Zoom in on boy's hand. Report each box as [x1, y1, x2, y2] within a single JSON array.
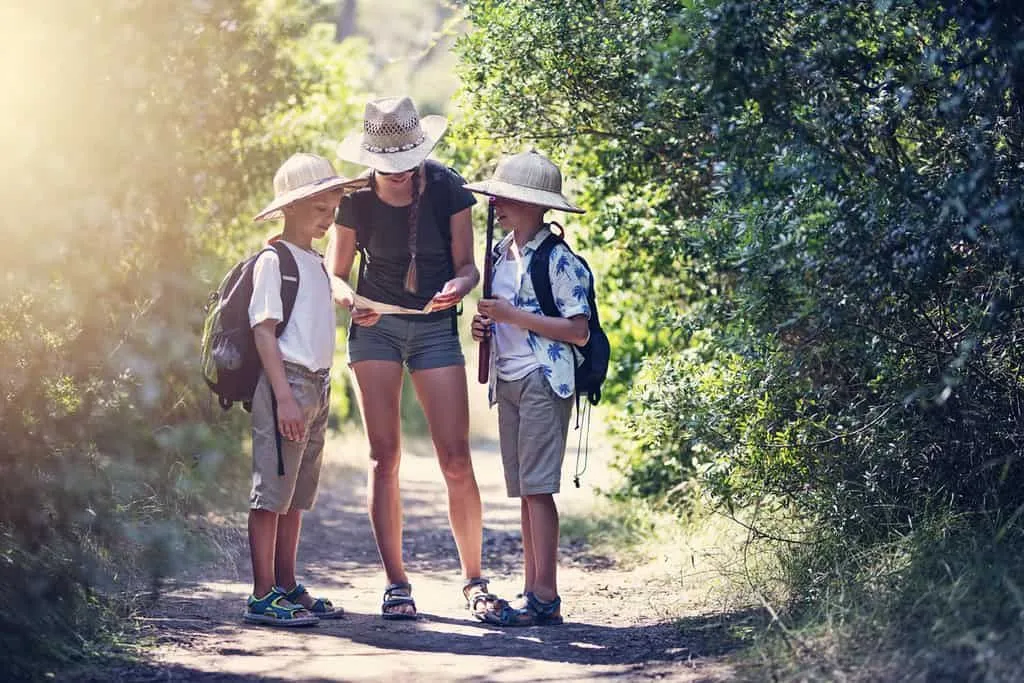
[[351, 307, 381, 327], [331, 280, 356, 310], [471, 313, 492, 342], [334, 291, 355, 310], [429, 277, 470, 311], [477, 297, 516, 324], [276, 394, 306, 442]]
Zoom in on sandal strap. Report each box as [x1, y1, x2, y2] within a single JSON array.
[[282, 584, 334, 611], [248, 590, 310, 619], [383, 581, 412, 598], [310, 596, 334, 610], [463, 577, 489, 592], [525, 592, 561, 616], [382, 582, 416, 613], [281, 583, 308, 603], [463, 577, 497, 610], [383, 595, 416, 608]]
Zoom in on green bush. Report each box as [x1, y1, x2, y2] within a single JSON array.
[[456, 0, 1024, 675], [0, 2, 367, 676]]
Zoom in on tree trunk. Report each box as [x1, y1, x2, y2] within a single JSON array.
[[335, 0, 356, 42]]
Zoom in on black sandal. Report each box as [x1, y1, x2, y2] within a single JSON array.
[[381, 582, 417, 620], [463, 577, 503, 622]]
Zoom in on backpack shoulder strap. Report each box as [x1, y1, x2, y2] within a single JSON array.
[[424, 160, 459, 245], [347, 187, 374, 252], [344, 187, 374, 287], [269, 241, 299, 337], [530, 232, 564, 319]]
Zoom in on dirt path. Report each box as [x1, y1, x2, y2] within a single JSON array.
[[63, 411, 744, 682]]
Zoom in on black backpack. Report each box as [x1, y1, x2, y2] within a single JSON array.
[[530, 228, 610, 406], [201, 241, 299, 411]]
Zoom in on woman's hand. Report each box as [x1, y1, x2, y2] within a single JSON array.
[[477, 297, 517, 324], [351, 307, 381, 327], [471, 313, 492, 342], [429, 276, 472, 311]]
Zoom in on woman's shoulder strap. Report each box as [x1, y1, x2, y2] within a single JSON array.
[[344, 186, 376, 250]]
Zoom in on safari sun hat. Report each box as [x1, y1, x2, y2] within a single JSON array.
[[337, 96, 448, 174], [463, 149, 585, 214], [254, 153, 364, 222]]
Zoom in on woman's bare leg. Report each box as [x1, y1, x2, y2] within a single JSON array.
[[410, 364, 483, 580], [351, 360, 415, 615]]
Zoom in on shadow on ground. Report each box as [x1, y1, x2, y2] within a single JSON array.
[[55, 440, 749, 681]]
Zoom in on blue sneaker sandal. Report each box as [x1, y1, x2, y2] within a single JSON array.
[[282, 583, 344, 619], [243, 587, 319, 627], [481, 591, 563, 627], [381, 581, 417, 620], [524, 592, 564, 625]]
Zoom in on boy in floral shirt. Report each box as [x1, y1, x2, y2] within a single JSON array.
[[467, 150, 590, 626]]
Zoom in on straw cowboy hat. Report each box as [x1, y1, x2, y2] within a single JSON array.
[[463, 149, 585, 214], [337, 96, 447, 174], [254, 153, 365, 221]]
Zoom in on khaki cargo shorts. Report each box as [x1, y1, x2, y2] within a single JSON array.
[[250, 362, 331, 514], [496, 368, 574, 497]]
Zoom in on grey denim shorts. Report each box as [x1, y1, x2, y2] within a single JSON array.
[[347, 314, 464, 371]]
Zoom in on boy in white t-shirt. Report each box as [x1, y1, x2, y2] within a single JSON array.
[[243, 153, 360, 626]]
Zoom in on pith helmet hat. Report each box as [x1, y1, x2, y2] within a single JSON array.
[[254, 153, 364, 221], [463, 149, 584, 214]]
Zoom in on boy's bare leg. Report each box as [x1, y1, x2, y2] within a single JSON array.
[[524, 493, 559, 602], [411, 365, 484, 580], [273, 508, 306, 602], [521, 498, 537, 596], [248, 509, 280, 598], [352, 360, 414, 615]]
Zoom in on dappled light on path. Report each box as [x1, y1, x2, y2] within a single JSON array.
[[63, 420, 740, 681]]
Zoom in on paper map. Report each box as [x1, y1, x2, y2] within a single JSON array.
[[351, 293, 438, 316]]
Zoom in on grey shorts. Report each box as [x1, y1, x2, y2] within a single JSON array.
[[348, 314, 464, 371], [496, 368, 574, 497], [250, 362, 331, 514]]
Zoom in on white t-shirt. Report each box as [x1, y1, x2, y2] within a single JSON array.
[[492, 242, 540, 381], [248, 241, 336, 372]]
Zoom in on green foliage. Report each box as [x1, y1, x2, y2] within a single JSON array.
[[457, 0, 1024, 675], [0, 1, 367, 676]]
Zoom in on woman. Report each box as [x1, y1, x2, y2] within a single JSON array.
[[328, 96, 499, 620]]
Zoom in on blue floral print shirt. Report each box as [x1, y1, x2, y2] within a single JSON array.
[[488, 226, 592, 405]]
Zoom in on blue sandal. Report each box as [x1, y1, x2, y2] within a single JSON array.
[[283, 583, 344, 619], [381, 582, 417, 620], [243, 587, 319, 627], [481, 592, 563, 627]]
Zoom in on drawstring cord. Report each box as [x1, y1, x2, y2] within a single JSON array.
[[573, 399, 592, 488]]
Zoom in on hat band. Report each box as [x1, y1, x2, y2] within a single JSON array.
[[362, 133, 425, 154]]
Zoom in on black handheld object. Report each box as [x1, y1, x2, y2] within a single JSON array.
[[477, 199, 496, 384]]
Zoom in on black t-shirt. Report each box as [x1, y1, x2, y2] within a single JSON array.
[[336, 163, 476, 321]]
